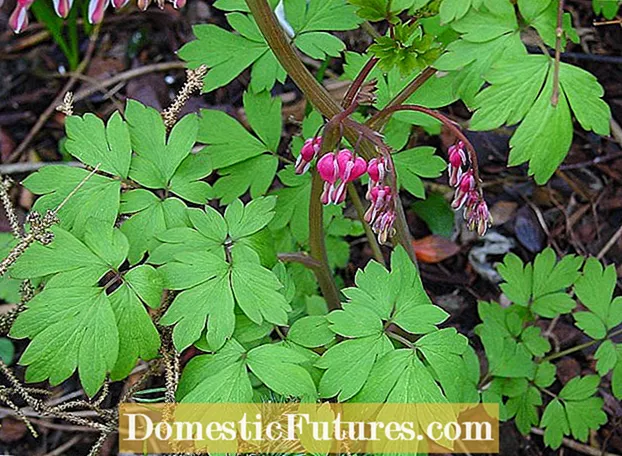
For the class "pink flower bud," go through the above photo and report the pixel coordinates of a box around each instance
[9,1,34,33]
[295,138,322,175]
[53,0,74,18]
[137,0,152,10]
[317,153,338,184]
[448,141,467,187]
[475,200,493,236]
[112,0,130,7]
[451,170,475,210]
[9,6,28,33]
[88,0,109,23]
[169,0,186,7]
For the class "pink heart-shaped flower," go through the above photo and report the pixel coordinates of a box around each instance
[317,153,338,184]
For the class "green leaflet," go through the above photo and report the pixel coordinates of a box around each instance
[470,55,611,184]
[177,339,317,402]
[197,91,281,203]
[65,111,131,178]
[593,0,621,19]
[393,146,446,198]
[573,258,622,339]
[497,247,582,317]
[475,302,537,378]
[156,197,289,351]
[11,287,118,397]
[541,376,607,448]
[125,101,200,189]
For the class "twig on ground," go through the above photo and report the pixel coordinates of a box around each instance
[531,428,620,456]
[0,161,83,175]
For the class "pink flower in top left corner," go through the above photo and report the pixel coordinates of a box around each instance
[8,0,187,33]
[9,0,35,33]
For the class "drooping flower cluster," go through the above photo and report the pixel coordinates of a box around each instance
[8,0,186,33]
[447,141,492,236]
[365,157,396,244]
[295,139,397,244]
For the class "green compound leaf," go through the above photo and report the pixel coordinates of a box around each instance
[434,0,524,107]
[470,55,611,184]
[198,91,282,203]
[156,198,286,351]
[340,246,448,334]
[65,111,131,178]
[9,225,161,393]
[126,101,199,189]
[573,258,622,339]
[393,146,446,199]
[497,248,582,317]
[317,247,456,402]
[179,17,282,93]
[11,287,118,397]
[540,376,607,447]
[178,339,318,402]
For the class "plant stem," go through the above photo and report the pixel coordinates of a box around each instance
[361,21,381,39]
[367,67,437,130]
[370,104,483,191]
[277,252,323,270]
[342,56,379,109]
[386,331,416,350]
[347,184,385,265]
[551,0,564,107]
[245,0,418,266]
[542,328,622,362]
[309,171,342,311]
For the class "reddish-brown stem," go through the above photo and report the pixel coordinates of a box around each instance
[366,67,437,130]
[551,0,564,107]
[370,104,483,192]
[309,170,342,311]
[341,56,379,109]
